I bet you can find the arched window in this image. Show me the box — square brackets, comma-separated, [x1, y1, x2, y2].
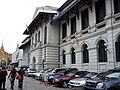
[115, 36, 120, 62]
[98, 40, 107, 62]
[62, 50, 66, 64]
[71, 47, 76, 64]
[83, 44, 89, 63]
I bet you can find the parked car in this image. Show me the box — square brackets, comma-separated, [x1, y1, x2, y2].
[32, 69, 44, 79]
[42, 68, 66, 82]
[35, 68, 51, 80]
[84, 68, 120, 90]
[84, 72, 120, 90]
[47, 68, 78, 84]
[68, 72, 98, 88]
[24, 68, 37, 77]
[54, 70, 89, 88]
[41, 68, 54, 81]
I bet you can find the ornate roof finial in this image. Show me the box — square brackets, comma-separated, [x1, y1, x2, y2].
[1, 40, 4, 52]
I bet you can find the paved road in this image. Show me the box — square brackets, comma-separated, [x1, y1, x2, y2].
[5, 76, 71, 90]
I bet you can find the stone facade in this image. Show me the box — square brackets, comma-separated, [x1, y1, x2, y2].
[22, 0, 120, 72]
[23, 6, 60, 71]
[56, 0, 120, 72]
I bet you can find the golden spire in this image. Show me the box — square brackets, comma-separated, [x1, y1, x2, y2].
[1, 40, 5, 52]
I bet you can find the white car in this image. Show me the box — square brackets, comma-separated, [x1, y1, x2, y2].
[33, 69, 44, 79]
[41, 68, 54, 81]
[25, 68, 37, 77]
[36, 68, 52, 80]
[68, 72, 98, 88]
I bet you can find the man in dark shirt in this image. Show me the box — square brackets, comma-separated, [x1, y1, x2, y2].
[0, 66, 7, 89]
[18, 68, 24, 88]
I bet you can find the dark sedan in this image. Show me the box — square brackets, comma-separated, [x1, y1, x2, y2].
[84, 68, 120, 90]
[47, 68, 78, 84]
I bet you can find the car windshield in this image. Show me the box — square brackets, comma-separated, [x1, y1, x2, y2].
[44, 69, 54, 73]
[55, 69, 66, 73]
[39, 69, 44, 73]
[65, 72, 75, 77]
[55, 70, 65, 75]
[96, 69, 120, 79]
[85, 72, 97, 78]
[47, 69, 54, 73]
[106, 72, 120, 79]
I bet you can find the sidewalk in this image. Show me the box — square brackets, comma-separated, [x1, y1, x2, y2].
[6, 77, 21, 90]
[6, 76, 42, 90]
[5, 76, 70, 90]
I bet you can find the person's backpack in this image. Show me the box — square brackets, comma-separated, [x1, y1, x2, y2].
[16, 74, 22, 80]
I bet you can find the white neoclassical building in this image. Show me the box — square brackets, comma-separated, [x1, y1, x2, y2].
[12, 44, 23, 67]
[22, 0, 120, 72]
[19, 36, 31, 68]
[23, 6, 60, 71]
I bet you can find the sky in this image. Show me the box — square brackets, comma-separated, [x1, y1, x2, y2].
[0, 0, 67, 54]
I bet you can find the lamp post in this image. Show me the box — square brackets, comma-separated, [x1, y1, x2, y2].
[42, 59, 45, 69]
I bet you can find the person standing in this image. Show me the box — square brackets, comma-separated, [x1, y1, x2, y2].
[8, 67, 17, 89]
[0, 67, 2, 90]
[0, 66, 8, 89]
[18, 68, 24, 88]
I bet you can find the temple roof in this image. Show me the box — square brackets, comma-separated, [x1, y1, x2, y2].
[0, 43, 10, 59]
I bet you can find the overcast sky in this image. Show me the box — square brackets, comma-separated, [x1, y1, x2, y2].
[0, 0, 67, 54]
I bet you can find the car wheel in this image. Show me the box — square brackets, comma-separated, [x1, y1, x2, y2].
[62, 81, 68, 88]
[68, 85, 72, 88]
[35, 76, 38, 79]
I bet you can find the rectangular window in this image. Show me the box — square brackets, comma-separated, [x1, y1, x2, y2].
[62, 50, 66, 64]
[62, 22, 67, 39]
[115, 42, 120, 62]
[35, 33, 37, 44]
[32, 36, 34, 45]
[44, 26, 47, 44]
[95, 0, 106, 24]
[114, 0, 120, 14]
[38, 31, 40, 42]
[71, 16, 76, 35]
[81, 8, 89, 30]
